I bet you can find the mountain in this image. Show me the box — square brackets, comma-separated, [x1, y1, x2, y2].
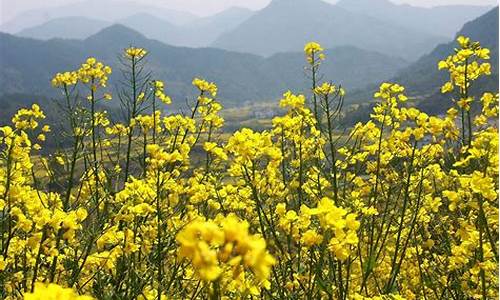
[349, 7, 499, 114]
[0, 33, 87, 96]
[0, 25, 408, 107]
[259, 47, 408, 97]
[0, 0, 197, 33]
[337, 0, 491, 38]
[396, 7, 498, 98]
[12, 8, 253, 49]
[212, 0, 446, 60]
[117, 13, 181, 45]
[116, 8, 253, 47]
[177, 7, 254, 47]
[17, 17, 111, 40]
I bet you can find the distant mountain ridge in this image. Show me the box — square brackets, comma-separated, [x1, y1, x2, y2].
[0, 0, 198, 33]
[17, 16, 111, 40]
[0, 24, 408, 107]
[395, 6, 499, 97]
[176, 7, 254, 47]
[349, 7, 499, 114]
[7, 0, 491, 62]
[13, 8, 254, 48]
[212, 0, 447, 60]
[337, 0, 491, 37]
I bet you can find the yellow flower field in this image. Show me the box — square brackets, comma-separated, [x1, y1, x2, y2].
[0, 36, 498, 299]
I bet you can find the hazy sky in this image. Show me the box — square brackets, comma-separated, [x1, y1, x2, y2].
[1, 0, 498, 21]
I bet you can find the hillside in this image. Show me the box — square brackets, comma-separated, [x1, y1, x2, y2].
[337, 0, 491, 37]
[116, 9, 254, 47]
[116, 13, 181, 45]
[212, 0, 446, 60]
[347, 7, 499, 116]
[17, 16, 111, 40]
[396, 7, 499, 98]
[0, 25, 408, 107]
[176, 7, 254, 47]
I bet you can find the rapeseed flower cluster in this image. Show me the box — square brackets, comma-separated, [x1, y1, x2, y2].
[24, 283, 94, 300]
[176, 214, 275, 294]
[125, 47, 147, 59]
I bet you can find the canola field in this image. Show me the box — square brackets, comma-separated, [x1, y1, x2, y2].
[0, 38, 498, 300]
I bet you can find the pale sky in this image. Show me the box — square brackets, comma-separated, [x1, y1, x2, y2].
[1, 0, 498, 22]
